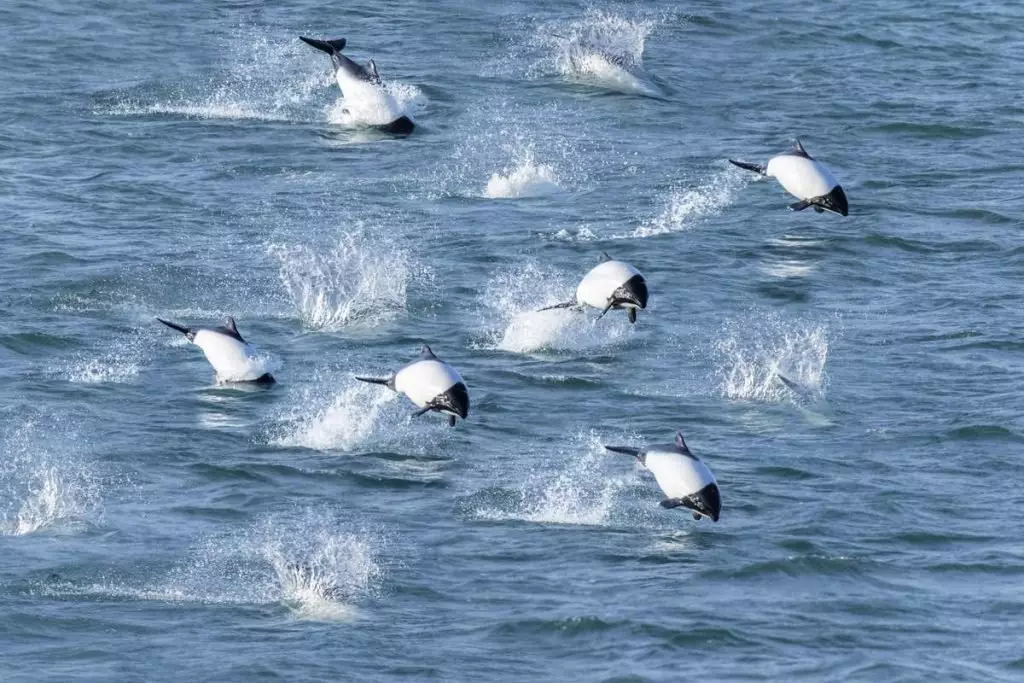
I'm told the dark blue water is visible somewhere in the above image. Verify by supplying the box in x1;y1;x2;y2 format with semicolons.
2;1;1024;680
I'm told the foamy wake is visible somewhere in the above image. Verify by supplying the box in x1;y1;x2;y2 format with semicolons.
538;9;662;96
268;230;421;331
478;263;632;354
712;311;831;403
99;32;328;122
471;432;634;526
0;420;102;536
48;510;382;622
627;167;752;238
484;151;562;199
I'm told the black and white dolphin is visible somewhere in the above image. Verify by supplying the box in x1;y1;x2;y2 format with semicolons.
156;317;275;384
730;139;848;216
539;252;648;323
299;35;414;135
605;431;721;521
355;345;468;426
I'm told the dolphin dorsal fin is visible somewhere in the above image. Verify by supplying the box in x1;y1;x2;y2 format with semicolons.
599;251;612;263
792;138;811;159
225;317;238;334
675;431;690;452
366;59;381;84
420;344;438;360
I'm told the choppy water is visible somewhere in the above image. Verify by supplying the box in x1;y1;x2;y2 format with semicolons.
2;0;1023;680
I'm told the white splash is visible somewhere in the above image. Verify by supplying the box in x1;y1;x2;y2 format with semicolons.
473;432;633;526
478;263;631;354
268;231;420;331
539;9;662;96
712;311;831;403
100;32;327;123
0;421;102;536
628;167;752;238
68;510;383;622
270;380;400;452
484;151;562;199
326;81;426;129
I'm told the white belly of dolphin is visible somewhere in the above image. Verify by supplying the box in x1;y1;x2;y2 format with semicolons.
644;450;716;500
766;155;838;201
576;260;642;310
192;330;263;382
335;71;404;126
394;360;462;408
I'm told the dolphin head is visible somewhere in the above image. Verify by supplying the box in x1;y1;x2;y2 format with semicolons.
433;382;469;420
819;186;849;216
690;483;722;522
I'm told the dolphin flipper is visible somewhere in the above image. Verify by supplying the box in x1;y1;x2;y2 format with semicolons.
604;445;642;457
660;498;685;509
627;308;637;324
729;159;767;175
595;300;615;321
789;199;812;212
538;300;577;312
156;317;191;336
355;375;396;390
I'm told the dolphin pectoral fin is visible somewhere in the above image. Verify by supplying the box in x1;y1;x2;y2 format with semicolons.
355;375;396;390
729;159;766;175
789;199;812;212
447;415;456;427
660;498;686;510
595;301;615;321
411;406;432;418
538;300;576;312
156;317;191;336
299;36;347;55
604;445;642;457
627;308;637;324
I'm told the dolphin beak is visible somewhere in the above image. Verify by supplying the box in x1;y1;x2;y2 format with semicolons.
435;382;470;420
822;186;849;216
691;483;722;522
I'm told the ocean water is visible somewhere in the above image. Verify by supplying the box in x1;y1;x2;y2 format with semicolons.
2;0;1023;680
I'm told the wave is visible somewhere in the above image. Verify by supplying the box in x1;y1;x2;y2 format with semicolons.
476;262;633;354
712;311;832;404
0;419;102;536
484;150;562;199
46;509;383;622
267;229;423;331
626;166;752;238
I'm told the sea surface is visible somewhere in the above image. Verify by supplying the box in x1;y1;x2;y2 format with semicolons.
2;0;1023;680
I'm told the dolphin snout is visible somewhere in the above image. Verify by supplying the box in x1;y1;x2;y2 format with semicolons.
693;483;722;522
438;382;470;419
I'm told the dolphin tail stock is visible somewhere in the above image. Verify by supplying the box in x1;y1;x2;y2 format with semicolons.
156;317;191;336
728;159;766;175
299;36;347;55
355;375;396;390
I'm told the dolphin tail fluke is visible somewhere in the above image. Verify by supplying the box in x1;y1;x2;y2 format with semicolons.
355;375;395;390
728;159;766;175
156;317;191;336
604;445;642;457
299;36;347;55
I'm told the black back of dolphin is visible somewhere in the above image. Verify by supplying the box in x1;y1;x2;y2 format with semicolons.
299;35;382;84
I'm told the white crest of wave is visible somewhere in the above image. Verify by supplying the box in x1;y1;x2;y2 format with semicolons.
268;230;417;331
484;150;562;199
712;311;831;403
479;263;630;354
0;420;102;536
629;167;752;238
473;432;632;526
